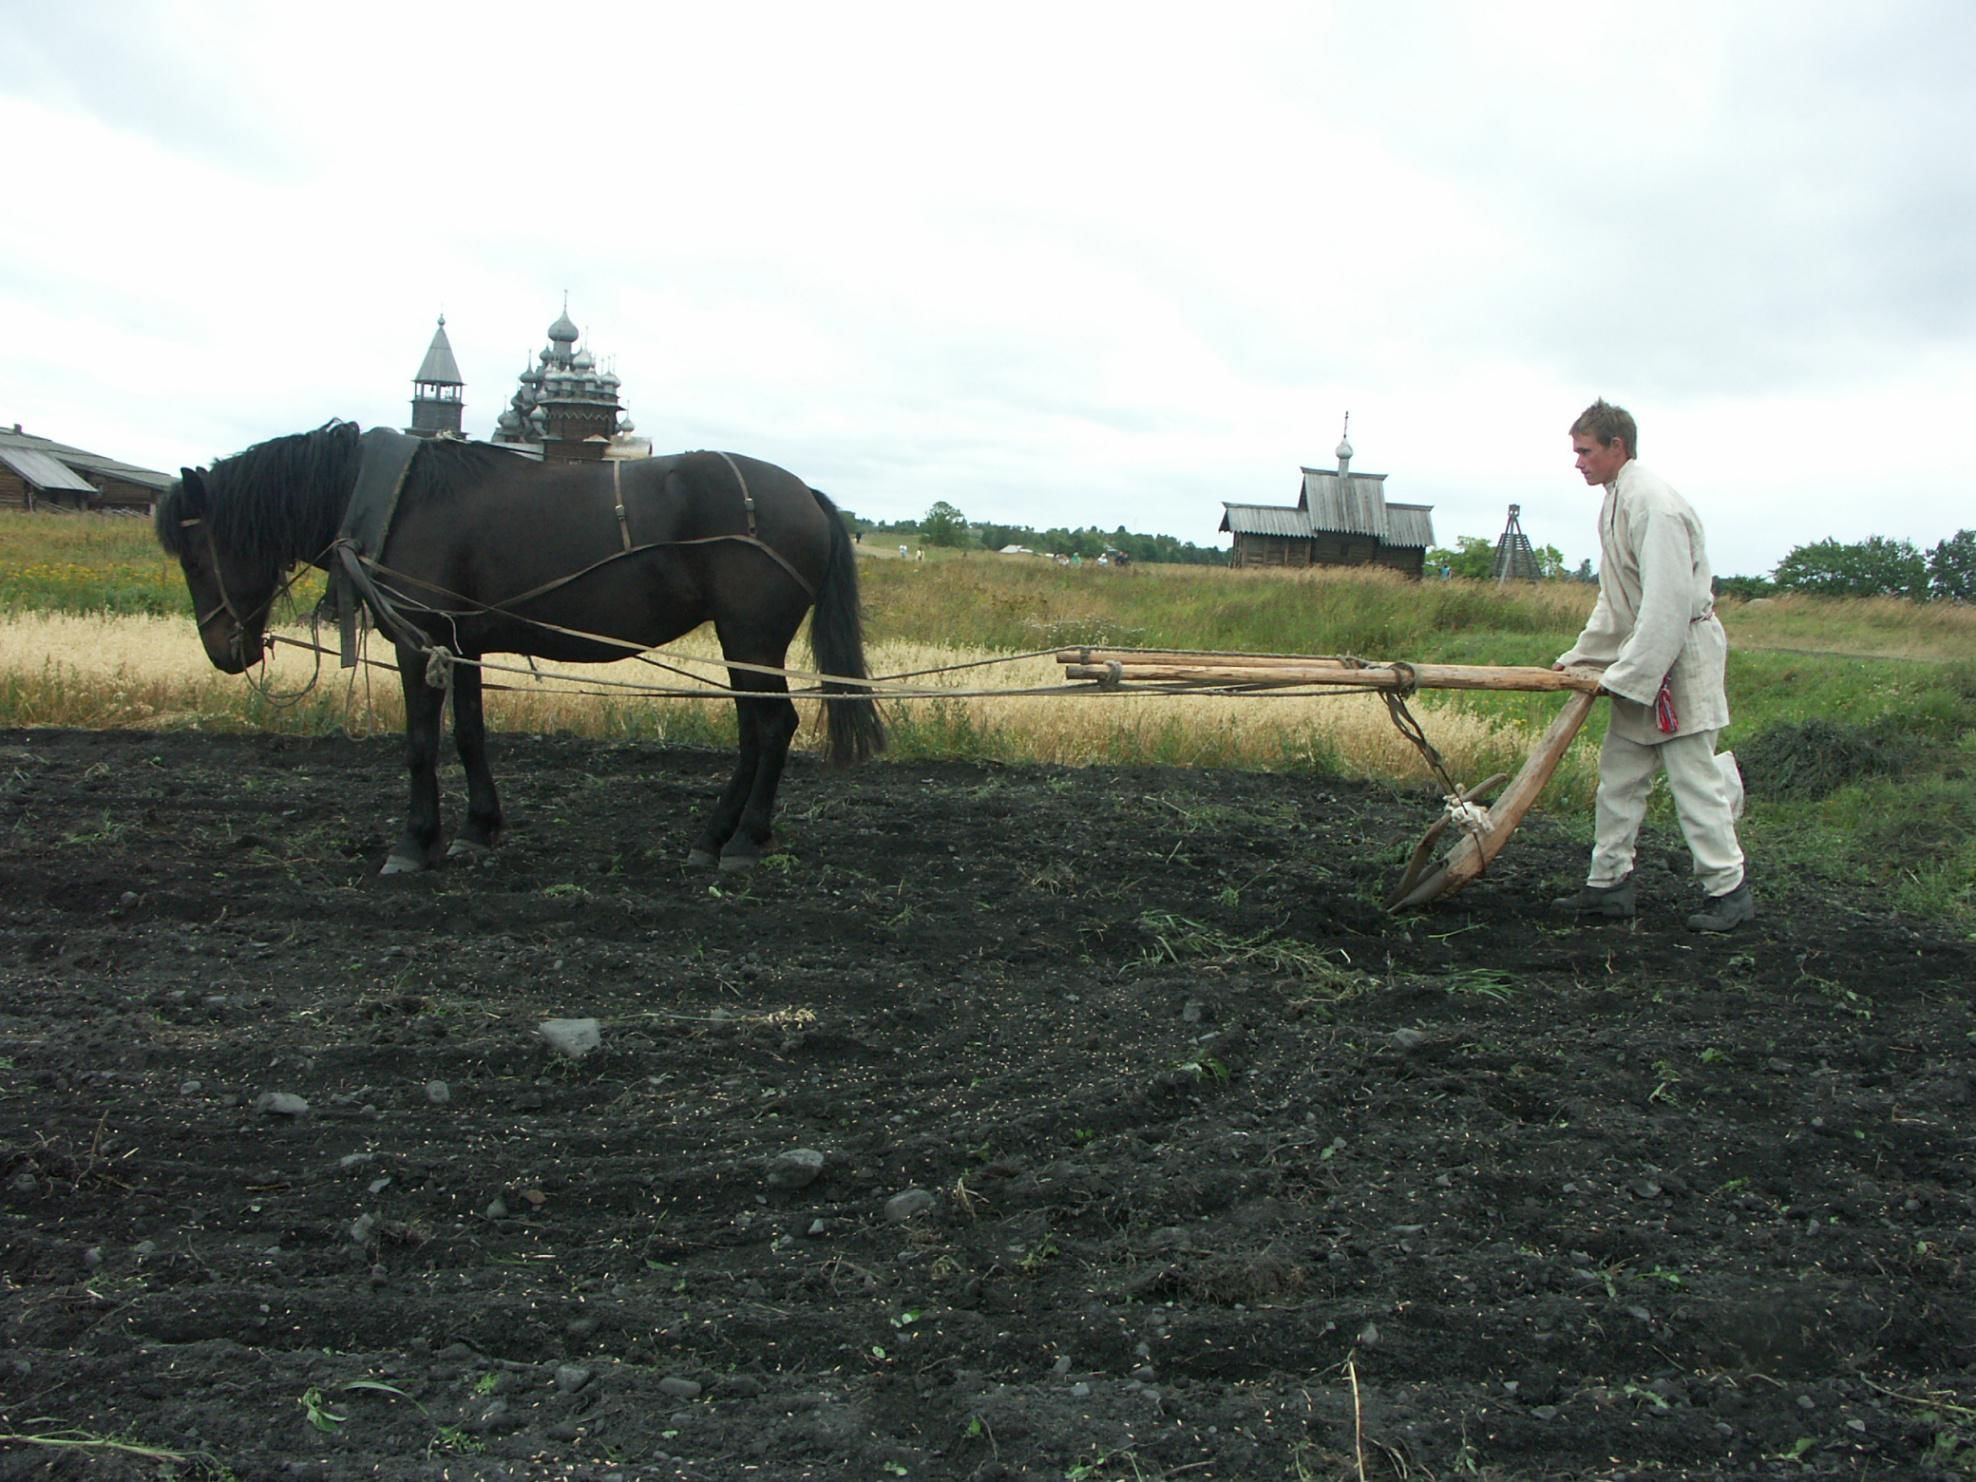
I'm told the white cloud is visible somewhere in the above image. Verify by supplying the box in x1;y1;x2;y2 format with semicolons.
3;0;1971;579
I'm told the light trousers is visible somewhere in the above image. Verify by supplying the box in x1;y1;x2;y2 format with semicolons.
1589;727;1746;896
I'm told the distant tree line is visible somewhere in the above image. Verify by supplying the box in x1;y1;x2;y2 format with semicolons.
1716;530;1974;602
1424;526;1976;604
838;502;1230;566
837;501;1973;598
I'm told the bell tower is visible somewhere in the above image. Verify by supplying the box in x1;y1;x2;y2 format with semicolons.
408;314;465;438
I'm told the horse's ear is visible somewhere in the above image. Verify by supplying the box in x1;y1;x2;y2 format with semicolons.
178;468;208;513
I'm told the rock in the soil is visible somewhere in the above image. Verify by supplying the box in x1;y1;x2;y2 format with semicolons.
425;1080;451;1105
538;1018;602;1058
885;1188;937;1222
470;1399;518;1434
255;1092;310;1117
659;1376;702;1400
767;1148;827;1190
554;1364;594;1393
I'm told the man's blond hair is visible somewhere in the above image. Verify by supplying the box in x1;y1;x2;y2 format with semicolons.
1570;399;1637;458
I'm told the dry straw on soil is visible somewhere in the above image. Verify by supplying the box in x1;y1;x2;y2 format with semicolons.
0;611;1599;803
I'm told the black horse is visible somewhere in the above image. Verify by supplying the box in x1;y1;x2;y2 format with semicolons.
157;420;884;873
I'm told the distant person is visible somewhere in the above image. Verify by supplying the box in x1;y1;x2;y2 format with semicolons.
1551;399;1751;932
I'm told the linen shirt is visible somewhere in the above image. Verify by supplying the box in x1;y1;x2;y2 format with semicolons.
1557;460;1730;746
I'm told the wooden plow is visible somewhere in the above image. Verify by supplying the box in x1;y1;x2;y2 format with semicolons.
1054;647;1604;912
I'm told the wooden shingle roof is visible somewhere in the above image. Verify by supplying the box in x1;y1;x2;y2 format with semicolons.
1221;466;1435;552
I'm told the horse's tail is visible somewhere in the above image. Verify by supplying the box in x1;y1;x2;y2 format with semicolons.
808;489;887;765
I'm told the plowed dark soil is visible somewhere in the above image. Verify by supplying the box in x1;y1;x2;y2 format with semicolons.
2;727;1971;1481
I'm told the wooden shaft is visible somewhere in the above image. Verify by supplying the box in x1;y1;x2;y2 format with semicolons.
1059;657;1602;695
1385;687;1601;909
1057;647;1368;669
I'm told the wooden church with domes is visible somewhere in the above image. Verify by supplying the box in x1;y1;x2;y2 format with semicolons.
403;300;650;463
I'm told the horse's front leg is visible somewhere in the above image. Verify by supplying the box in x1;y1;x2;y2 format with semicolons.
383;644;448;874
447;658;503;861
715;687;799;871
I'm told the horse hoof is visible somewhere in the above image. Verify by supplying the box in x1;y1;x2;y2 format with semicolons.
380;854;428;876
447;839;492;864
686;847;718;869
718;847;764;873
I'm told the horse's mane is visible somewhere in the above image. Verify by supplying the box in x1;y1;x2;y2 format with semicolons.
407;435;537;504
156;419;363;566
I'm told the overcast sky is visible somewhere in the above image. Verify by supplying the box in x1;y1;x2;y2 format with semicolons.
4;1;1971;577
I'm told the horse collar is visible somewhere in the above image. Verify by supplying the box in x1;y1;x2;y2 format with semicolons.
329;428;425;668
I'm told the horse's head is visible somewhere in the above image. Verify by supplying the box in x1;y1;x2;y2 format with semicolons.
160;466;286;674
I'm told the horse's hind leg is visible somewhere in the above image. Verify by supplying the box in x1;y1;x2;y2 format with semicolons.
688;683;798;870
687;701;758;868
724;687;799;869
384;644;448;874
447;659;504;861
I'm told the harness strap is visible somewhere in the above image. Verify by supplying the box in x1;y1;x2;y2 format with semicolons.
331;446;820;673
612;460;633;552
715;450;758;537
373;528;816;614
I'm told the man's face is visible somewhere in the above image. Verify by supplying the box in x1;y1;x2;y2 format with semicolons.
1573;432;1629;486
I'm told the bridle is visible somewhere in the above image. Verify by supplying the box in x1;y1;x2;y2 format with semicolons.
177;514;283;667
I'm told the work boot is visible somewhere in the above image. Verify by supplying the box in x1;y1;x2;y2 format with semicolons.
1551;875;1636;919
1686;879;1755;932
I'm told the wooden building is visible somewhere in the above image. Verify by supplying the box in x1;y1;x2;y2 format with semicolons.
406;315;466;439
1220;430;1434;577
490;300;648;463
0;424;173;514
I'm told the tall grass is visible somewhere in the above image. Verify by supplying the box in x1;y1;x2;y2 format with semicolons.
860;555;1596;658
0;612;1600;805
3;518;1971;925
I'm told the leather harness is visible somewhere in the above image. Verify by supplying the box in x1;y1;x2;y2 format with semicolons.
330;433;814;670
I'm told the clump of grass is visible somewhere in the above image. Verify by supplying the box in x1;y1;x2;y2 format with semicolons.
1737;718;1916;800
1136;909;1367;988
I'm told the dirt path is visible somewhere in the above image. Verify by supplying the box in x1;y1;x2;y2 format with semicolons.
2;728;1971;1480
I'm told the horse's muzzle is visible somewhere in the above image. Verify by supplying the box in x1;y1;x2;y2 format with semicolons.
201;618;263;675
